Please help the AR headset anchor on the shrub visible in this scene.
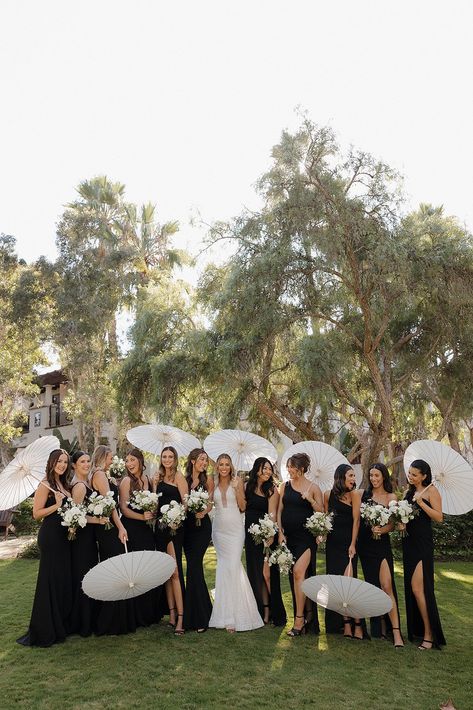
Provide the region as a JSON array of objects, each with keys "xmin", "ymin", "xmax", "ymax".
[
  {"xmin": 17, "ymin": 539, "xmax": 40, "ymax": 559},
  {"xmin": 12, "ymin": 498, "xmax": 39, "ymax": 535}
]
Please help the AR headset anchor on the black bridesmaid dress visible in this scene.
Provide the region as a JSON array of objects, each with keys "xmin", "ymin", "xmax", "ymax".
[
  {"xmin": 122, "ymin": 485, "xmax": 159, "ymax": 627},
  {"xmin": 183, "ymin": 491, "xmax": 212, "ymax": 631},
  {"xmin": 94, "ymin": 479, "xmax": 137, "ymax": 635},
  {"xmin": 67, "ymin": 482, "xmax": 99, "ymax": 636},
  {"xmin": 17, "ymin": 492, "xmax": 72, "ymax": 647},
  {"xmin": 154, "ymin": 481, "xmax": 185, "ymax": 603},
  {"xmin": 325, "ymin": 491, "xmax": 363, "ymax": 635},
  {"xmin": 244, "ymin": 490, "xmax": 286, "ymax": 627},
  {"xmin": 402, "ymin": 493, "xmax": 446, "ymax": 648},
  {"xmin": 281, "ymin": 482, "xmax": 319, "ymax": 634},
  {"xmin": 357, "ymin": 490, "xmax": 399, "ymax": 638}
]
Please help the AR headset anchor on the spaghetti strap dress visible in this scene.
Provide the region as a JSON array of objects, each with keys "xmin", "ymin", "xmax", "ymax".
[
  {"xmin": 402, "ymin": 493, "xmax": 446, "ymax": 648},
  {"xmin": 281, "ymin": 482, "xmax": 319, "ymax": 634},
  {"xmin": 183, "ymin": 485, "xmax": 212, "ymax": 631},
  {"xmin": 245, "ymin": 489, "xmax": 286, "ymax": 627},
  {"xmin": 94, "ymin": 479, "xmax": 137, "ymax": 635},
  {"xmin": 67, "ymin": 482, "xmax": 99, "ymax": 636},
  {"xmin": 17, "ymin": 492, "xmax": 72, "ymax": 647},
  {"xmin": 154, "ymin": 481, "xmax": 185, "ymax": 603},
  {"xmin": 357, "ymin": 490, "xmax": 399, "ymax": 638}
]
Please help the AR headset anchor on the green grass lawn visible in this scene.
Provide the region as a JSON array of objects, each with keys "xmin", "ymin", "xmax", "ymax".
[{"xmin": 0, "ymin": 551, "xmax": 471, "ymax": 710}]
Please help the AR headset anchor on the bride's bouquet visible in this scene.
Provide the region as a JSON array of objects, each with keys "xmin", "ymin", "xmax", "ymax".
[
  {"xmin": 86, "ymin": 490, "xmax": 116, "ymax": 530},
  {"xmin": 268, "ymin": 542, "xmax": 295, "ymax": 575},
  {"xmin": 58, "ymin": 498, "xmax": 88, "ymax": 540},
  {"xmin": 248, "ymin": 513, "xmax": 279, "ymax": 560},
  {"xmin": 388, "ymin": 499, "xmax": 417, "ymax": 537},
  {"xmin": 360, "ymin": 500, "xmax": 391, "ymax": 540},
  {"xmin": 159, "ymin": 500, "xmax": 187, "ymax": 536},
  {"xmin": 130, "ymin": 490, "xmax": 162, "ymax": 527},
  {"xmin": 184, "ymin": 488, "xmax": 210, "ymax": 526},
  {"xmin": 304, "ymin": 511, "xmax": 334, "ymax": 538}
]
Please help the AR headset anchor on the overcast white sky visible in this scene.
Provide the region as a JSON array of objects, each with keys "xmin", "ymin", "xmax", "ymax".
[{"xmin": 1, "ymin": 0, "xmax": 472, "ymax": 269}]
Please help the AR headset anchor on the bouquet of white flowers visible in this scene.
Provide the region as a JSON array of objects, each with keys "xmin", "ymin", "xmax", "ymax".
[
  {"xmin": 248, "ymin": 513, "xmax": 279, "ymax": 560},
  {"xmin": 268, "ymin": 542, "xmax": 295, "ymax": 575},
  {"xmin": 184, "ymin": 488, "xmax": 210, "ymax": 526},
  {"xmin": 159, "ymin": 500, "xmax": 187, "ymax": 535},
  {"xmin": 58, "ymin": 498, "xmax": 88, "ymax": 540},
  {"xmin": 108, "ymin": 456, "xmax": 126, "ymax": 479},
  {"xmin": 360, "ymin": 501, "xmax": 392, "ymax": 540},
  {"xmin": 86, "ymin": 490, "xmax": 116, "ymax": 530},
  {"xmin": 388, "ymin": 499, "xmax": 417, "ymax": 537},
  {"xmin": 130, "ymin": 490, "xmax": 162, "ymax": 527},
  {"xmin": 304, "ymin": 511, "xmax": 334, "ymax": 538}
]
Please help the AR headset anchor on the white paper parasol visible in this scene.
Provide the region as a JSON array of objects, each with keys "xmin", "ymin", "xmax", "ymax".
[
  {"xmin": 126, "ymin": 424, "xmax": 201, "ymax": 458},
  {"xmin": 0, "ymin": 435, "xmax": 60, "ymax": 509},
  {"xmin": 404, "ymin": 439, "xmax": 473, "ymax": 515},
  {"xmin": 280, "ymin": 441, "xmax": 359, "ymax": 490},
  {"xmin": 82, "ymin": 548, "xmax": 176, "ymax": 601},
  {"xmin": 302, "ymin": 574, "xmax": 392, "ymax": 619},
  {"xmin": 203, "ymin": 429, "xmax": 277, "ymax": 471}
]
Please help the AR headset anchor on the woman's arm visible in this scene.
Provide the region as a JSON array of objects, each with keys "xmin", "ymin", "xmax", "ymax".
[
  {"xmin": 417, "ymin": 486, "xmax": 443, "ymax": 523},
  {"xmin": 119, "ymin": 478, "xmax": 146, "ymax": 521},
  {"xmin": 268, "ymin": 488, "xmax": 279, "ymax": 520},
  {"xmin": 277, "ymin": 483, "xmax": 286, "ymax": 542},
  {"xmin": 348, "ymin": 490, "xmax": 361, "ymax": 558},
  {"xmin": 233, "ymin": 477, "xmax": 246, "ymax": 512},
  {"xmin": 91, "ymin": 470, "xmax": 128, "ymax": 541},
  {"xmin": 32, "ymin": 482, "xmax": 64, "ymax": 520},
  {"xmin": 307, "ymin": 483, "xmax": 324, "ymax": 512},
  {"xmin": 323, "ymin": 489, "xmax": 330, "ymax": 513},
  {"xmin": 176, "ymin": 472, "xmax": 189, "ymax": 503}
]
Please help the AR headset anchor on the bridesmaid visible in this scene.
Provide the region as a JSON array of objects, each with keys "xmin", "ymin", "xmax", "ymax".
[
  {"xmin": 67, "ymin": 450, "xmax": 102, "ymax": 637},
  {"xmin": 183, "ymin": 448, "xmax": 213, "ymax": 632},
  {"xmin": 357, "ymin": 463, "xmax": 404, "ymax": 647},
  {"xmin": 119, "ymin": 448, "xmax": 157, "ymax": 627},
  {"xmin": 152, "ymin": 446, "xmax": 188, "ymax": 635},
  {"xmin": 402, "ymin": 459, "xmax": 446, "ymax": 650},
  {"xmin": 324, "ymin": 463, "xmax": 365, "ymax": 639},
  {"xmin": 17, "ymin": 449, "xmax": 72, "ymax": 647},
  {"xmin": 89, "ymin": 445, "xmax": 133, "ymax": 636},
  {"xmin": 245, "ymin": 457, "xmax": 286, "ymax": 627},
  {"xmin": 277, "ymin": 453, "xmax": 323, "ymax": 636}
]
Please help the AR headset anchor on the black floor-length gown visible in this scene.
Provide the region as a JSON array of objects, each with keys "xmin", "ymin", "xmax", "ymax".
[
  {"xmin": 183, "ymin": 506, "xmax": 212, "ymax": 630},
  {"xmin": 281, "ymin": 482, "xmax": 319, "ymax": 634},
  {"xmin": 245, "ymin": 490, "xmax": 286, "ymax": 627},
  {"xmin": 94, "ymin": 479, "xmax": 137, "ymax": 635},
  {"xmin": 357, "ymin": 490, "xmax": 399, "ymax": 638},
  {"xmin": 17, "ymin": 493, "xmax": 72, "ymax": 647},
  {"xmin": 402, "ymin": 493, "xmax": 446, "ymax": 648},
  {"xmin": 325, "ymin": 491, "xmax": 364, "ymax": 635},
  {"xmin": 154, "ymin": 480, "xmax": 186, "ymax": 613},
  {"xmin": 67, "ymin": 482, "xmax": 98, "ymax": 637},
  {"xmin": 122, "ymin": 488, "xmax": 159, "ymax": 627}
]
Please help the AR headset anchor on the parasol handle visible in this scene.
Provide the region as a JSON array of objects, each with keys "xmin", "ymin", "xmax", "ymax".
[
  {"xmin": 123, "ymin": 541, "xmax": 128, "ymax": 554},
  {"xmin": 347, "ymin": 558, "xmax": 354, "ymax": 578},
  {"xmin": 413, "ymin": 482, "xmax": 433, "ymax": 501}
]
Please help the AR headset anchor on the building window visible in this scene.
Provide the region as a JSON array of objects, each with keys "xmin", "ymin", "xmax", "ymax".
[{"xmin": 34, "ymin": 412, "xmax": 41, "ymax": 427}]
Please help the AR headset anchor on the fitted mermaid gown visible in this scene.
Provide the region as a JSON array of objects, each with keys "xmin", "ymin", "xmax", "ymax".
[
  {"xmin": 402, "ymin": 493, "xmax": 446, "ymax": 648},
  {"xmin": 183, "ymin": 488, "xmax": 212, "ymax": 630},
  {"xmin": 209, "ymin": 485, "xmax": 263, "ymax": 631},
  {"xmin": 17, "ymin": 492, "xmax": 72, "ymax": 646}
]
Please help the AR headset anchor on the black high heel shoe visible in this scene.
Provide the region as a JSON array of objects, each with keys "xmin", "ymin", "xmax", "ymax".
[
  {"xmin": 418, "ymin": 638, "xmax": 433, "ymax": 650},
  {"xmin": 343, "ymin": 620, "xmax": 353, "ymax": 638},
  {"xmin": 353, "ymin": 622, "xmax": 365, "ymax": 640},
  {"xmin": 174, "ymin": 614, "xmax": 185, "ymax": 636},
  {"xmin": 167, "ymin": 607, "xmax": 177, "ymax": 628},
  {"xmin": 287, "ymin": 615, "xmax": 306, "ymax": 637},
  {"xmin": 391, "ymin": 627, "xmax": 405, "ymax": 648}
]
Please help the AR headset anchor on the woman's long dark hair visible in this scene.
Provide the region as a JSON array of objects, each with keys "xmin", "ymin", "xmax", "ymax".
[
  {"xmin": 185, "ymin": 448, "xmax": 208, "ymax": 491},
  {"xmin": 332, "ymin": 463, "xmax": 354, "ymax": 500},
  {"xmin": 45, "ymin": 449, "xmax": 70, "ymax": 492},
  {"xmin": 246, "ymin": 457, "xmax": 276, "ymax": 499},
  {"xmin": 367, "ymin": 462, "xmax": 393, "ymax": 495},
  {"xmin": 157, "ymin": 446, "xmax": 178, "ymax": 483},
  {"xmin": 406, "ymin": 458, "xmax": 432, "ymax": 499},
  {"xmin": 125, "ymin": 448, "xmax": 147, "ymax": 494}
]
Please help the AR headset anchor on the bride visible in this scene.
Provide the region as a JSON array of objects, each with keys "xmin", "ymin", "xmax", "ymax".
[{"xmin": 209, "ymin": 453, "xmax": 263, "ymax": 633}]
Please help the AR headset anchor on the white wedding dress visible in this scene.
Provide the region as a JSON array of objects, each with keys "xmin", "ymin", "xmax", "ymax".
[{"xmin": 209, "ymin": 485, "xmax": 263, "ymax": 632}]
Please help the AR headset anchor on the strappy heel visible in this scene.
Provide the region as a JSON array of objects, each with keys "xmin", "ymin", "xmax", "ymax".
[
  {"xmin": 287, "ymin": 615, "xmax": 306, "ymax": 637},
  {"xmin": 353, "ymin": 622, "xmax": 365, "ymax": 640},
  {"xmin": 343, "ymin": 620, "xmax": 353, "ymax": 638},
  {"xmin": 391, "ymin": 627, "xmax": 404, "ymax": 648},
  {"xmin": 174, "ymin": 614, "xmax": 185, "ymax": 636},
  {"xmin": 167, "ymin": 607, "xmax": 176, "ymax": 628},
  {"xmin": 418, "ymin": 638, "xmax": 433, "ymax": 650}
]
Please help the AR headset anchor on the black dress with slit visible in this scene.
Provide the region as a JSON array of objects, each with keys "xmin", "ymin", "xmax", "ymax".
[
  {"xmin": 281, "ymin": 482, "xmax": 319, "ymax": 634},
  {"xmin": 94, "ymin": 479, "xmax": 137, "ymax": 635},
  {"xmin": 357, "ymin": 490, "xmax": 399, "ymax": 638},
  {"xmin": 325, "ymin": 491, "xmax": 361, "ymax": 635},
  {"xmin": 154, "ymin": 481, "xmax": 185, "ymax": 601},
  {"xmin": 402, "ymin": 493, "xmax": 446, "ymax": 648},
  {"xmin": 245, "ymin": 489, "xmax": 286, "ymax": 627},
  {"xmin": 67, "ymin": 482, "xmax": 98, "ymax": 637},
  {"xmin": 17, "ymin": 492, "xmax": 72, "ymax": 647},
  {"xmin": 183, "ymin": 485, "xmax": 212, "ymax": 630}
]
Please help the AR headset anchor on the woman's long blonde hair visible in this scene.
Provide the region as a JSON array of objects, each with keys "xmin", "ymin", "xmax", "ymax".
[
  {"xmin": 90, "ymin": 445, "xmax": 112, "ymax": 481},
  {"xmin": 215, "ymin": 453, "xmax": 235, "ymax": 482}
]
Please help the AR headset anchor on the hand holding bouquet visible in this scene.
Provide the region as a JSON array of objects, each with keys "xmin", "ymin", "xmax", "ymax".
[
  {"xmin": 268, "ymin": 542, "xmax": 295, "ymax": 575},
  {"xmin": 159, "ymin": 500, "xmax": 187, "ymax": 535},
  {"xmin": 58, "ymin": 498, "xmax": 88, "ymax": 540},
  {"xmin": 184, "ymin": 488, "xmax": 210, "ymax": 527},
  {"xmin": 130, "ymin": 490, "xmax": 162, "ymax": 527},
  {"xmin": 304, "ymin": 511, "xmax": 334, "ymax": 540},
  {"xmin": 86, "ymin": 490, "xmax": 116, "ymax": 530},
  {"xmin": 360, "ymin": 501, "xmax": 391, "ymax": 540},
  {"xmin": 248, "ymin": 513, "xmax": 279, "ymax": 559},
  {"xmin": 388, "ymin": 499, "xmax": 417, "ymax": 537}
]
